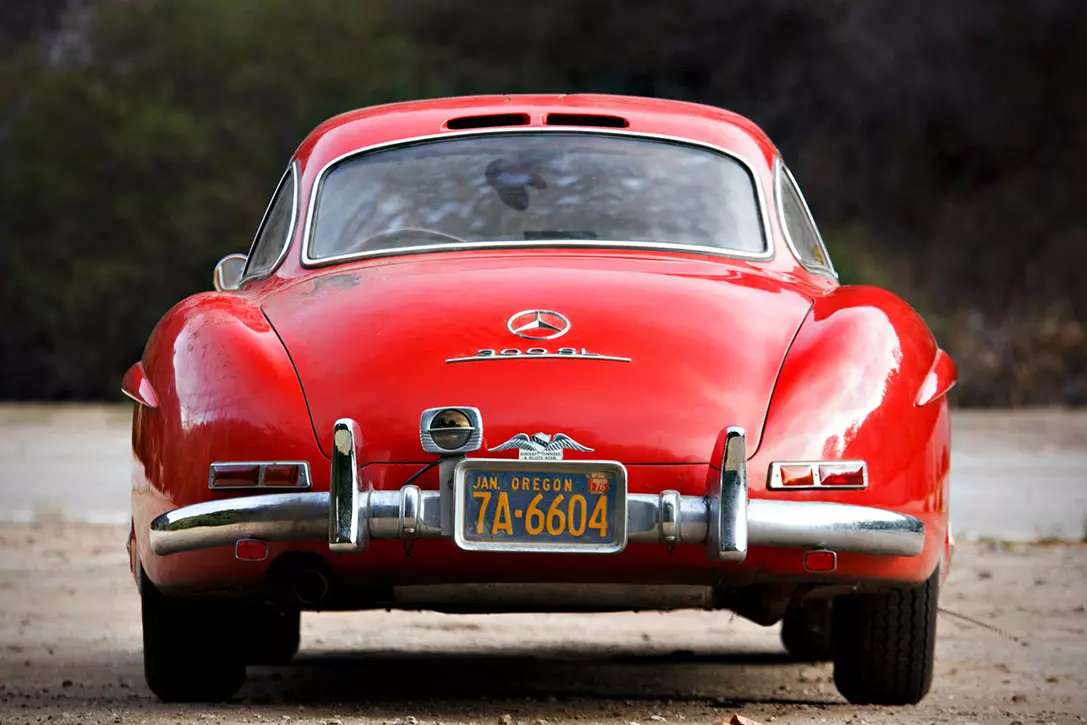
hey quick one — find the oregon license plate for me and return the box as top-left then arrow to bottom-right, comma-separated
453,459 -> 627,553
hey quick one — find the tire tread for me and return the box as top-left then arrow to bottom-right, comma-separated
832,570 -> 938,705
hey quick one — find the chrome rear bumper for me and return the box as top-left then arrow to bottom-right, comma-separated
149,421 -> 924,559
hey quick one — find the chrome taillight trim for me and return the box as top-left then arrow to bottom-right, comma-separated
208,461 -> 312,490
766,460 -> 868,490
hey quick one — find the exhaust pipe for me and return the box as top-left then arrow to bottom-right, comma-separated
293,568 -> 330,607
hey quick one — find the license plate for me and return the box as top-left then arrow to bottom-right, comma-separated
453,459 -> 627,554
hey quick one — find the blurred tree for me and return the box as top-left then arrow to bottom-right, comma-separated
0,0 -> 1084,403
0,0 -> 450,398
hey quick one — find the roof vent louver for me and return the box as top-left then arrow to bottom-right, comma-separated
545,113 -> 629,128
446,113 -> 531,130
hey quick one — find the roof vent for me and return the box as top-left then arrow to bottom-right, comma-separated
545,113 -> 629,128
446,113 -> 530,130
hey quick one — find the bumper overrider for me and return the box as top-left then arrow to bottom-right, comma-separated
149,419 -> 924,560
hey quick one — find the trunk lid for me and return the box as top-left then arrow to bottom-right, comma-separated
262,251 -> 812,464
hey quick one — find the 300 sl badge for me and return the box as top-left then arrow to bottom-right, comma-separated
489,432 -> 593,461
446,347 -> 631,363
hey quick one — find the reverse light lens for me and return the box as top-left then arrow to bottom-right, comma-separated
429,408 -> 473,450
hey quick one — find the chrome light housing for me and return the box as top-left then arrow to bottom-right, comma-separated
419,406 -> 483,454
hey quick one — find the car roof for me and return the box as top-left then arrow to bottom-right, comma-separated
264,94 -> 830,287
292,94 -> 781,177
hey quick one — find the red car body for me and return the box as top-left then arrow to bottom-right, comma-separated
124,95 -> 955,705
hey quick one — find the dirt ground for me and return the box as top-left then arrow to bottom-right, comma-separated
1,525 -> 1085,725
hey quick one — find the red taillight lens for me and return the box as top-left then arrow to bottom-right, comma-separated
235,539 -> 268,561
818,462 -> 867,487
210,463 -> 260,488
262,464 -> 302,487
803,549 -> 837,572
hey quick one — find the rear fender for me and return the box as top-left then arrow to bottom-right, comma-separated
750,286 -> 951,578
131,292 -> 328,587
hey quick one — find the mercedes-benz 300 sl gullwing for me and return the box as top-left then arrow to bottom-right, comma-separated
124,94 -> 956,705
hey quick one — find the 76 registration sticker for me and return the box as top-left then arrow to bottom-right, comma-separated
588,473 -> 610,494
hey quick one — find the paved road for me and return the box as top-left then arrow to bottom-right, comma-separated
0,404 -> 1085,540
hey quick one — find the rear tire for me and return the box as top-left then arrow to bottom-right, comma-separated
780,599 -> 833,662
242,607 -> 300,665
832,570 -> 939,705
141,577 -> 246,702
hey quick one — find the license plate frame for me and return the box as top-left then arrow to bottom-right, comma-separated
452,458 -> 628,554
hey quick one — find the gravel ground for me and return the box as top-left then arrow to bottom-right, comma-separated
1,524 -> 1085,725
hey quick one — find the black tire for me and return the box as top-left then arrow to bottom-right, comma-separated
780,599 -> 833,662
832,570 -> 939,705
242,607 -> 300,665
141,578 -> 246,702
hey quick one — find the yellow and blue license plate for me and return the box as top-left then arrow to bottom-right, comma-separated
453,459 -> 627,553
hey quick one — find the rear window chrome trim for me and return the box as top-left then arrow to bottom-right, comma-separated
773,157 -> 837,279
242,161 -> 300,284
299,127 -> 775,268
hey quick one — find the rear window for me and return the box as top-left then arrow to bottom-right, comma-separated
308,133 -> 766,261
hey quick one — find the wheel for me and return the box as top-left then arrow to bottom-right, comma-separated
242,606 -> 300,665
141,577 -> 246,702
780,599 -> 833,662
832,569 -> 939,705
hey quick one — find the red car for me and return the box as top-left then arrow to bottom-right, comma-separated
124,94 -> 956,705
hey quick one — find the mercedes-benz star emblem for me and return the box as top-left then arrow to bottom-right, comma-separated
507,309 -> 570,340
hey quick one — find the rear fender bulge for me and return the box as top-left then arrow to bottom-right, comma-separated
752,286 -> 950,518
133,292 -> 329,587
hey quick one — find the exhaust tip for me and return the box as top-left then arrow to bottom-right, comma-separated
293,568 -> 329,606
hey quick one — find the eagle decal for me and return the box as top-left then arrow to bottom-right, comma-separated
489,432 -> 593,460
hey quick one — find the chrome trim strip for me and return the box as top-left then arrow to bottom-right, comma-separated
451,458 -> 629,554
708,426 -> 748,562
419,406 -> 483,454
329,418 -> 366,552
207,460 -> 312,490
773,157 -> 838,279
299,127 -> 775,267
242,161 -> 301,284
445,352 -> 632,364
766,460 -> 868,490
